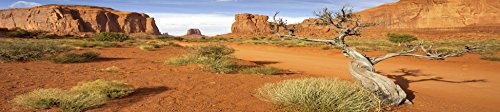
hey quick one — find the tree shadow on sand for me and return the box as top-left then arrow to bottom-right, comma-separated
382,68 -> 487,102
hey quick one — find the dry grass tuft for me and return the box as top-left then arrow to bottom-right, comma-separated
257,78 -> 380,112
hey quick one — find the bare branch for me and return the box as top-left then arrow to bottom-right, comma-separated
371,42 -> 475,64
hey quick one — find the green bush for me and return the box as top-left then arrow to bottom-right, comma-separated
0,41 -> 70,62
158,35 -> 184,41
70,41 -> 121,48
7,29 -> 36,38
92,32 -> 130,42
51,52 -> 100,63
200,57 -> 239,74
13,89 -> 66,109
36,34 -> 62,39
138,44 -> 158,51
239,67 -> 280,75
192,44 -> 235,59
165,56 -> 199,66
70,80 -> 134,99
387,33 -> 418,44
258,78 -> 380,112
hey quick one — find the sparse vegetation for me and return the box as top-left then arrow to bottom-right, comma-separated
158,35 -> 184,41
166,44 -> 283,74
481,55 -> 500,61
239,67 -> 280,75
58,92 -> 107,112
7,29 -> 36,38
51,52 -> 100,63
70,41 -> 121,48
139,44 -> 159,51
70,80 -> 134,99
13,80 -> 133,112
13,89 -> 66,109
0,40 -> 70,62
257,78 -> 380,112
387,33 -> 418,45
92,32 -> 130,42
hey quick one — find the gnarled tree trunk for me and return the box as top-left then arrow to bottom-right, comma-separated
345,47 -> 408,105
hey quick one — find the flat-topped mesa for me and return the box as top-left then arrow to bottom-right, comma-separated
182,28 -> 205,38
0,4 -> 161,36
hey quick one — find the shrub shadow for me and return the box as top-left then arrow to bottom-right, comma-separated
383,68 -> 486,103
93,57 -> 129,62
250,61 -> 280,66
103,86 -> 169,110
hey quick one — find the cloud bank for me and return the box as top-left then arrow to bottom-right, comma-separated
9,1 -> 41,8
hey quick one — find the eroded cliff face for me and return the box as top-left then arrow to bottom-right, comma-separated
358,0 -> 500,29
0,5 -> 161,36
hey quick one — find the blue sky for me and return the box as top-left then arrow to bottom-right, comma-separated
0,0 -> 398,35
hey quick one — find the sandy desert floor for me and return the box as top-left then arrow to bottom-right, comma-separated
1,42 -> 499,112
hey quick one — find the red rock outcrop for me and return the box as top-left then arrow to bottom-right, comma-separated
182,28 -> 204,38
230,13 -> 272,36
358,0 -> 500,30
0,5 -> 160,36
223,0 -> 499,40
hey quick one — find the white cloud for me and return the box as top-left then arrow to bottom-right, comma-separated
149,13 -> 310,36
9,1 -> 41,8
149,13 -> 235,36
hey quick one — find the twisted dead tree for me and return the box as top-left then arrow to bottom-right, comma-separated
271,7 -> 475,106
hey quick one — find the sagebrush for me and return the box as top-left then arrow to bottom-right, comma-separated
13,80 -> 134,112
257,78 -> 380,112
0,41 -> 70,62
51,52 -> 100,63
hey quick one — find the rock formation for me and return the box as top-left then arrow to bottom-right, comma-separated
0,5 -> 161,36
358,0 -> 500,30
224,0 -> 499,39
230,13 -> 272,36
182,28 -> 204,38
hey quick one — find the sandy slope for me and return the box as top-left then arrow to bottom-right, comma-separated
227,44 -> 500,112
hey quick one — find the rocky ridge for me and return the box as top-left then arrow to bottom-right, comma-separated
0,5 -> 161,36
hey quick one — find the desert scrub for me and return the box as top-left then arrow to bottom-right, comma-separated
387,33 -> 418,45
51,52 -> 100,63
0,40 -> 70,62
239,67 -> 281,75
139,44 -> 160,51
192,44 -> 235,59
257,78 -> 380,112
166,44 -> 239,73
200,57 -> 239,74
481,55 -> 500,61
92,32 -> 130,42
165,55 -> 199,66
13,89 -> 66,109
70,80 -> 134,99
70,41 -> 121,48
58,92 -> 107,112
13,80 -> 133,112
7,29 -> 37,38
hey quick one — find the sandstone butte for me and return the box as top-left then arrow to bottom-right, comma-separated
182,28 -> 205,38
0,4 -> 161,36
222,0 -> 500,39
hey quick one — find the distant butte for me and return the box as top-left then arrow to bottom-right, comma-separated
0,4 -> 161,36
